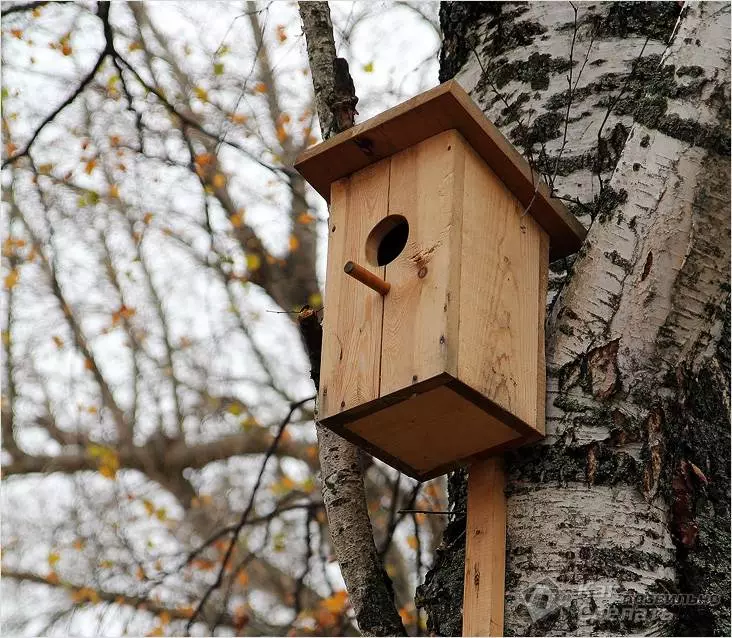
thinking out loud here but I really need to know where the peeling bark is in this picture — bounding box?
[422,3,730,636]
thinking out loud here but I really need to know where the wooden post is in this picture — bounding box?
[463,457,507,637]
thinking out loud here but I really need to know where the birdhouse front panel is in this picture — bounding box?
[316,129,549,479]
[295,81,586,480]
[318,159,390,419]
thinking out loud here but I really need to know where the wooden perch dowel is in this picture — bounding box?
[344,261,390,296]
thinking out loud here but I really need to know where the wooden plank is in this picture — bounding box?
[457,144,545,431]
[380,130,464,395]
[345,384,519,476]
[535,231,550,435]
[318,160,389,420]
[294,80,586,258]
[463,457,507,637]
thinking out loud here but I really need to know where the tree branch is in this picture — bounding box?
[186,396,313,632]
[298,3,406,635]
[1,1,52,18]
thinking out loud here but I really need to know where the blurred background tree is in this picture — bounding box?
[1,2,441,636]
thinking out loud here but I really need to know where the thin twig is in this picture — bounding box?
[594,36,650,192]
[185,396,314,633]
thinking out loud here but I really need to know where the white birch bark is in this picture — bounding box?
[420,3,730,635]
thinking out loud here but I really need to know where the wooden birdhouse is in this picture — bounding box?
[295,81,585,481]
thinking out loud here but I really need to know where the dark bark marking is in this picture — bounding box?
[641,251,653,282]
[587,338,621,400]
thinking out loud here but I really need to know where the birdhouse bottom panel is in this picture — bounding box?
[318,373,542,481]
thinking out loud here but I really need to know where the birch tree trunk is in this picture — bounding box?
[418,3,730,636]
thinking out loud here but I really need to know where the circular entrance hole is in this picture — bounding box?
[365,215,409,266]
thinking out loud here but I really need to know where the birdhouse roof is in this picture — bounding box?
[294,80,586,258]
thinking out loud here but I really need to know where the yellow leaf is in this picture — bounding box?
[99,464,117,480]
[159,611,171,626]
[297,212,315,224]
[46,571,59,585]
[212,173,226,188]
[136,566,145,581]
[48,551,60,567]
[230,113,248,124]
[143,499,155,516]
[194,153,215,168]
[237,570,249,586]
[399,606,415,625]
[230,211,244,227]
[178,605,194,618]
[4,269,19,289]
[276,124,288,143]
[227,402,244,416]
[301,476,316,493]
[146,625,164,637]
[194,87,209,101]
[61,43,72,56]
[407,535,418,550]
[308,292,322,308]
[128,41,142,52]
[305,444,318,460]
[288,235,299,252]
[84,358,94,370]
[254,82,267,93]
[84,158,97,175]
[73,539,85,550]
[155,507,167,521]
[363,61,374,73]
[11,29,23,39]
[322,590,349,614]
[143,212,154,224]
[272,531,286,553]
[109,184,120,198]
[240,415,259,430]
[246,254,261,272]
[272,475,296,495]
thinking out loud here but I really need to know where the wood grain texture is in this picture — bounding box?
[318,160,389,420]
[380,130,464,395]
[535,231,550,435]
[294,80,586,259]
[345,384,519,475]
[463,457,506,637]
[457,143,545,432]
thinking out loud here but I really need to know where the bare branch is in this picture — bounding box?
[2,3,111,168]
[186,396,313,631]
[1,1,53,18]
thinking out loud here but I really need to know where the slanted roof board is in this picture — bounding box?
[294,80,586,259]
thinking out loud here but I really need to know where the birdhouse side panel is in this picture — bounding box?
[318,161,390,421]
[457,145,548,433]
[380,130,466,396]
